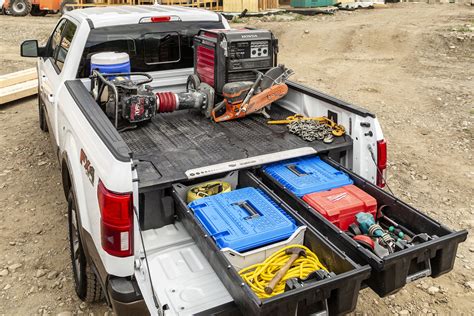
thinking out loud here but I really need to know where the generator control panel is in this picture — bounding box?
[194,28,278,95]
[229,40,270,59]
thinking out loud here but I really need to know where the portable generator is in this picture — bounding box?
[193,28,278,95]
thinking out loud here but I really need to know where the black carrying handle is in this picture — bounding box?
[233,201,261,220]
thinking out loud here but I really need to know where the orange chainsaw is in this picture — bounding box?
[211,65,294,123]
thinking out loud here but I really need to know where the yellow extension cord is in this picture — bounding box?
[239,244,329,299]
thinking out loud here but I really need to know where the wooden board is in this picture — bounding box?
[223,0,278,12]
[0,68,37,89]
[0,79,37,105]
[224,0,259,12]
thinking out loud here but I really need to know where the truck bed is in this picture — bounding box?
[122,106,353,189]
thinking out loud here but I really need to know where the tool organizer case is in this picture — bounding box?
[172,171,370,315]
[263,156,353,196]
[260,155,468,296]
[188,187,298,252]
[303,184,377,231]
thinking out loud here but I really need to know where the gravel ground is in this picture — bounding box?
[0,3,473,315]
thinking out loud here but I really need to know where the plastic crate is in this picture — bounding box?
[221,226,306,271]
[188,187,298,252]
[263,156,353,197]
[172,171,371,315]
[291,0,335,8]
[260,157,468,296]
[303,185,377,231]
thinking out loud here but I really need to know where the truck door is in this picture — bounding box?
[39,18,77,143]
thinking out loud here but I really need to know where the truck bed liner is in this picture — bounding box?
[122,106,352,189]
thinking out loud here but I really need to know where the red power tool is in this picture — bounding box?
[211,65,293,122]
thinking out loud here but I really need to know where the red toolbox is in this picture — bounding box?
[303,185,377,231]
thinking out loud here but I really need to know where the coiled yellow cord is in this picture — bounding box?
[239,244,329,299]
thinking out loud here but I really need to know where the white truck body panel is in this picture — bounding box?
[136,222,233,316]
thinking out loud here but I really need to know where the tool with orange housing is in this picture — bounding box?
[211,65,293,122]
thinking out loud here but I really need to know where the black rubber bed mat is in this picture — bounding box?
[121,106,352,189]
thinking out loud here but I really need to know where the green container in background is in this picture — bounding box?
[290,0,335,7]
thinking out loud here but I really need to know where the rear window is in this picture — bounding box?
[78,21,224,78]
[144,32,180,64]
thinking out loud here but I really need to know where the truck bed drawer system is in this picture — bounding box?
[153,156,467,315]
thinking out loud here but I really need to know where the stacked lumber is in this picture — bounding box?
[161,0,220,10]
[0,68,38,105]
[223,0,279,12]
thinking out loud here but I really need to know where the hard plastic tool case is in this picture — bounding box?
[172,171,371,316]
[188,187,298,252]
[262,156,353,197]
[302,184,377,231]
[260,155,468,297]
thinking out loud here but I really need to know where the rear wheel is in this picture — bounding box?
[10,0,32,16]
[60,0,75,15]
[30,5,47,16]
[68,190,103,302]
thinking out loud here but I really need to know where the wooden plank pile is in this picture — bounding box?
[223,0,279,12]
[161,0,220,10]
[0,68,38,105]
[160,0,279,12]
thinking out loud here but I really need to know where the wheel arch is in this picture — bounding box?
[59,135,91,234]
[61,153,72,200]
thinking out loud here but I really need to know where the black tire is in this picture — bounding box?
[186,74,201,92]
[38,94,48,132]
[68,190,103,303]
[60,0,75,15]
[30,5,47,16]
[10,0,32,16]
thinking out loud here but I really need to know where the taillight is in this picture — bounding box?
[376,140,387,188]
[139,16,181,23]
[97,180,133,257]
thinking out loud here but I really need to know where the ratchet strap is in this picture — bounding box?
[186,181,232,203]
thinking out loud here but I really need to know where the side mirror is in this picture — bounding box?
[21,40,40,58]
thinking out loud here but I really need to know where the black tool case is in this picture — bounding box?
[259,156,468,297]
[172,170,371,316]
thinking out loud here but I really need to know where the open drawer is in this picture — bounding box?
[171,170,371,315]
[259,155,468,297]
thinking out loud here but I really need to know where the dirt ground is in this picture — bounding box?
[0,3,473,316]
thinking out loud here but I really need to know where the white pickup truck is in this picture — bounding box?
[21,5,466,316]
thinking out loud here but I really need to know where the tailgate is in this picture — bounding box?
[134,221,235,315]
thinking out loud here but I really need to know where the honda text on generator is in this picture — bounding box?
[20,5,467,316]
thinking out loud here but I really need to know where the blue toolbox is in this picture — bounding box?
[188,187,298,252]
[262,156,353,197]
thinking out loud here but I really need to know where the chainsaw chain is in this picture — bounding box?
[288,120,334,142]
